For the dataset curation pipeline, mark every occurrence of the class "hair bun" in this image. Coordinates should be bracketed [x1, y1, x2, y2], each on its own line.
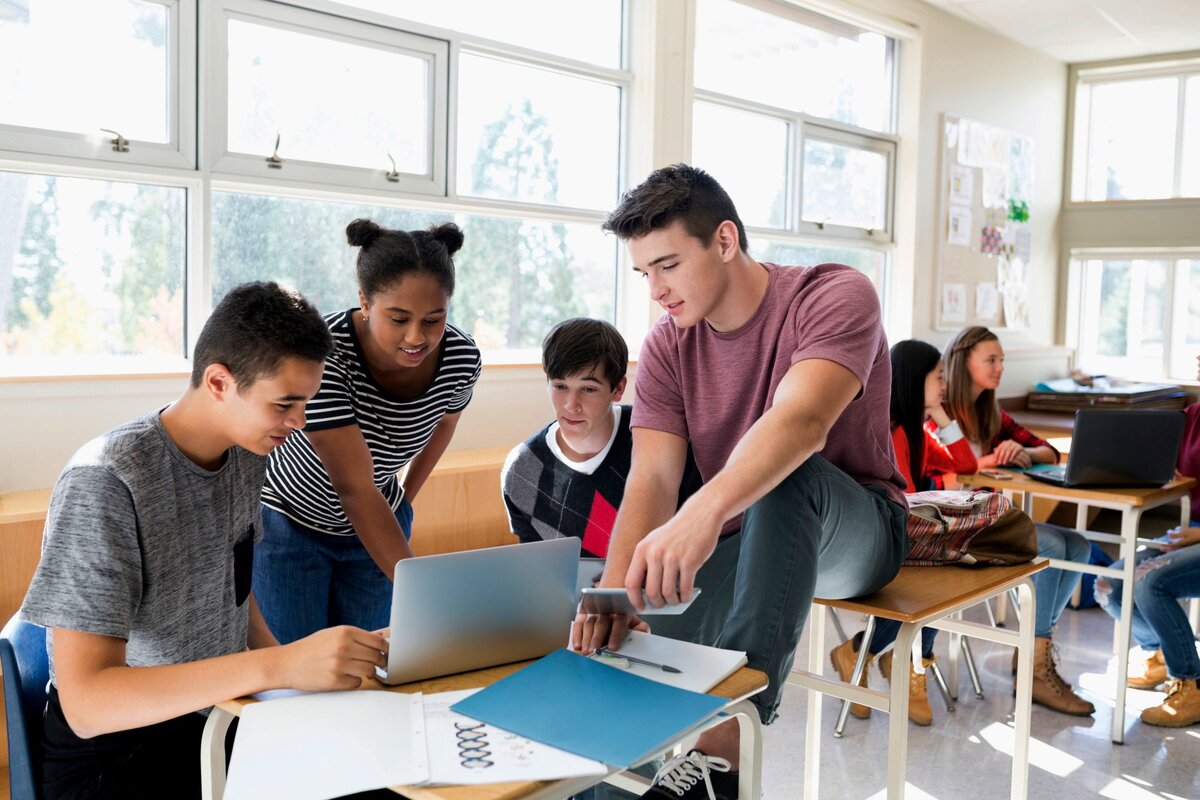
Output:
[346, 218, 383, 248]
[428, 222, 464, 256]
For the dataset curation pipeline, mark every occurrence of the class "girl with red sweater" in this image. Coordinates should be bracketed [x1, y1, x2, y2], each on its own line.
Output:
[830, 339, 976, 726]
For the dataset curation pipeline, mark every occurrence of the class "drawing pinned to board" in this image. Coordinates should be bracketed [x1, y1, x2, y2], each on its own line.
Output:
[958, 120, 987, 167]
[1002, 284, 1030, 330]
[981, 165, 1009, 209]
[1014, 227, 1032, 262]
[942, 283, 968, 323]
[944, 119, 959, 149]
[949, 166, 974, 206]
[947, 206, 972, 246]
[975, 282, 999, 319]
[980, 224, 1006, 256]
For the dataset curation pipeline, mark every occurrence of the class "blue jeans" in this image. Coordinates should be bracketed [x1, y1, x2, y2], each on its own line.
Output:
[653, 455, 908, 724]
[253, 502, 413, 644]
[1031, 523, 1090, 637]
[1096, 543, 1200, 680]
[869, 620, 937, 660]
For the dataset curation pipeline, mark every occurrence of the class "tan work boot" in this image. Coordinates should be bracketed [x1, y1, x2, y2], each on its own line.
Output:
[1023, 635, 1095, 716]
[879, 650, 935, 726]
[830, 636, 873, 719]
[1141, 678, 1200, 727]
[1127, 650, 1168, 690]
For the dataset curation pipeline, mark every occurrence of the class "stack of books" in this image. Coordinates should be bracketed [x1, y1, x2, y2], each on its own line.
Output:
[1027, 378, 1186, 411]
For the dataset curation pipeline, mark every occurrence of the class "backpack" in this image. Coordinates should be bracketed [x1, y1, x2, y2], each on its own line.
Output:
[903, 489, 1037, 566]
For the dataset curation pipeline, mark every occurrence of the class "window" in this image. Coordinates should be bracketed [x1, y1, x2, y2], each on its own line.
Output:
[0, 0, 195, 168]
[0, 170, 186, 374]
[1070, 253, 1200, 381]
[692, 0, 897, 298]
[0, 0, 627, 376]
[1072, 60, 1200, 201]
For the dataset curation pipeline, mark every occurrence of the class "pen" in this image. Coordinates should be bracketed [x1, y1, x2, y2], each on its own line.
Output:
[596, 647, 682, 674]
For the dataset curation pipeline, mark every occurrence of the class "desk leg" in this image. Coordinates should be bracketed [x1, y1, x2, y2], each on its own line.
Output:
[947, 610, 961, 701]
[201, 707, 234, 800]
[885, 623, 918, 799]
[1112, 509, 1140, 745]
[1011, 580, 1034, 800]
[804, 605, 826, 800]
[729, 700, 764, 800]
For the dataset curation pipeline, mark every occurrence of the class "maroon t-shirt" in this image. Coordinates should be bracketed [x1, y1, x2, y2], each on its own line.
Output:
[631, 262, 908, 529]
[1180, 403, 1200, 521]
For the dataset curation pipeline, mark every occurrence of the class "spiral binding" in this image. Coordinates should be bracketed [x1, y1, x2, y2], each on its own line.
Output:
[454, 721, 495, 768]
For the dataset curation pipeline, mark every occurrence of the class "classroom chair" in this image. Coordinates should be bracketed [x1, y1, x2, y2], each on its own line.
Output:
[1, 615, 48, 800]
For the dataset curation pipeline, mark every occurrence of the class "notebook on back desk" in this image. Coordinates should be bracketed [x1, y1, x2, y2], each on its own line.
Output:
[1023, 409, 1184, 488]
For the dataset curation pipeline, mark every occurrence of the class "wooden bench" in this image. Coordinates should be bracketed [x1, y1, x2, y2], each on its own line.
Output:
[788, 560, 1047, 800]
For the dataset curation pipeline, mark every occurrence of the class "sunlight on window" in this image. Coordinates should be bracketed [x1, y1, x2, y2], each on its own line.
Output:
[1086, 78, 1177, 200]
[1181, 76, 1200, 197]
[977, 721, 1083, 778]
[692, 103, 788, 229]
[694, 0, 892, 132]
[801, 140, 888, 230]
[0, 0, 169, 141]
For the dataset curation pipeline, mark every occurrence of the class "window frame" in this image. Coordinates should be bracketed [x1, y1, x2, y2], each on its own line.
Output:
[0, 0, 197, 171]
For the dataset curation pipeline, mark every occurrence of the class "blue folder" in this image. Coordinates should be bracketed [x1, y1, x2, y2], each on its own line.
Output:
[450, 649, 728, 767]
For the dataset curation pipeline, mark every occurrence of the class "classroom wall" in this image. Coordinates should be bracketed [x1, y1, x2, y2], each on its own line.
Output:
[0, 0, 1075, 493]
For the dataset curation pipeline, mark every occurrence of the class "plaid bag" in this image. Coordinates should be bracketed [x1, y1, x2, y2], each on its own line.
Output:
[903, 490, 1037, 566]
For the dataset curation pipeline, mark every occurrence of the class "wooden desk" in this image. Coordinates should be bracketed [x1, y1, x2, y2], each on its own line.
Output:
[956, 472, 1195, 744]
[201, 661, 769, 800]
[793, 561, 1045, 800]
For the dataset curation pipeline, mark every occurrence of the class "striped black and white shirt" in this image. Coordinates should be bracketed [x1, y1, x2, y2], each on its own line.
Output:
[262, 310, 482, 536]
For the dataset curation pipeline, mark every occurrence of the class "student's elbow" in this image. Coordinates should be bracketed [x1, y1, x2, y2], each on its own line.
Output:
[57, 683, 110, 739]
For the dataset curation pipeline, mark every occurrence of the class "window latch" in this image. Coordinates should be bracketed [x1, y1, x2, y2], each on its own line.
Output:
[266, 133, 283, 169]
[100, 128, 129, 153]
[385, 153, 400, 182]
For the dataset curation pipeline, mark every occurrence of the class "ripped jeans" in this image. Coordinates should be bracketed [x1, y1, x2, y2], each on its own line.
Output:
[1096, 543, 1200, 680]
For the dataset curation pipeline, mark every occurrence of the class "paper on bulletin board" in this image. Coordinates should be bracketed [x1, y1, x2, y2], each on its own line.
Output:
[981, 165, 1009, 209]
[947, 206, 971, 246]
[942, 283, 967, 323]
[975, 282, 999, 319]
[957, 120, 986, 167]
[998, 257, 1030, 330]
[1014, 227, 1032, 262]
[944, 119, 959, 149]
[949, 166, 973, 206]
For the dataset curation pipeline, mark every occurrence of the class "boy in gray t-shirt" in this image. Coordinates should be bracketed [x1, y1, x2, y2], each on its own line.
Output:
[21, 283, 391, 800]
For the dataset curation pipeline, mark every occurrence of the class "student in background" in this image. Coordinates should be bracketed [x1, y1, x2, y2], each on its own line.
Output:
[943, 325, 1093, 716]
[502, 317, 701, 559]
[1096, 353, 1200, 728]
[256, 220, 482, 644]
[20, 283, 389, 800]
[830, 338, 977, 726]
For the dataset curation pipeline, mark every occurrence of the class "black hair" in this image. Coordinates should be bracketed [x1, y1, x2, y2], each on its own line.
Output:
[191, 282, 332, 390]
[542, 317, 628, 390]
[602, 163, 748, 251]
[890, 339, 943, 487]
[347, 218, 463, 298]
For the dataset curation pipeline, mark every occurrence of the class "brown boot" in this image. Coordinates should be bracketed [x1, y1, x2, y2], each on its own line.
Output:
[1127, 650, 1168, 690]
[1141, 678, 1200, 727]
[879, 650, 935, 726]
[830, 636, 873, 719]
[1023, 635, 1095, 716]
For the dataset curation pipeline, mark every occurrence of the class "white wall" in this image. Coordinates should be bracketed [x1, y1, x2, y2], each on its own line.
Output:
[0, 0, 1078, 492]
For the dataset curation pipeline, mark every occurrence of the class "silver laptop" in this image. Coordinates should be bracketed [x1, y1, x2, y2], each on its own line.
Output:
[378, 537, 580, 685]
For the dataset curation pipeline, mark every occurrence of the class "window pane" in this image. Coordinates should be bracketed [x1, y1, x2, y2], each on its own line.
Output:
[692, 103, 788, 229]
[211, 193, 616, 351]
[0, 0, 169, 142]
[695, 0, 892, 132]
[750, 238, 885, 294]
[1085, 78, 1178, 200]
[1177, 260, 1200, 379]
[1079, 260, 1168, 380]
[801, 140, 887, 230]
[457, 54, 620, 210]
[1182, 77, 1200, 197]
[337, 0, 623, 68]
[226, 19, 430, 174]
[0, 172, 185, 369]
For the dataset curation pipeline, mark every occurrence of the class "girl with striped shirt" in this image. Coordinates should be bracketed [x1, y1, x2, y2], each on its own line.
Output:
[255, 219, 482, 643]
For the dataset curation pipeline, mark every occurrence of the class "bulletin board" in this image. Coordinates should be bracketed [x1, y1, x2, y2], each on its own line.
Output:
[934, 114, 1035, 331]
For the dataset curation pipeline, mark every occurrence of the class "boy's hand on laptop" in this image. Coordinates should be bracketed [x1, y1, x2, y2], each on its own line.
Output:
[279, 626, 389, 691]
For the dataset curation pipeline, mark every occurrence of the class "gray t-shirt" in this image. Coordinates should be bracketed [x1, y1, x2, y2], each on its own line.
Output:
[21, 411, 265, 685]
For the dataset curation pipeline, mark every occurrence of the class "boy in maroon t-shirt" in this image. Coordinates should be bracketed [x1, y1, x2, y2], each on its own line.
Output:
[572, 164, 908, 800]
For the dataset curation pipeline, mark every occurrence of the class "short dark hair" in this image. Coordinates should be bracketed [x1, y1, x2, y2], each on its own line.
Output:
[602, 163, 748, 251]
[191, 282, 332, 390]
[542, 317, 628, 390]
[346, 218, 464, 299]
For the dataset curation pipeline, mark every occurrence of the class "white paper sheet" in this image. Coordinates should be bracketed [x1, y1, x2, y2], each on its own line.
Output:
[942, 283, 967, 323]
[949, 165, 973, 206]
[224, 691, 428, 800]
[590, 631, 747, 693]
[975, 282, 999, 319]
[422, 689, 608, 785]
[947, 206, 971, 246]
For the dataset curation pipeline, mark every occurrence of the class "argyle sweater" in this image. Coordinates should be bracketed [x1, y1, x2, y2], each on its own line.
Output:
[501, 405, 701, 557]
